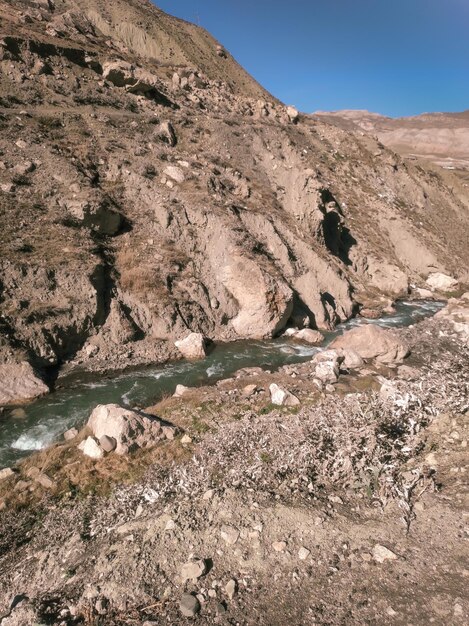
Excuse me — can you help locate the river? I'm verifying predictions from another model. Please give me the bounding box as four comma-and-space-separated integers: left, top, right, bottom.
0, 299, 444, 467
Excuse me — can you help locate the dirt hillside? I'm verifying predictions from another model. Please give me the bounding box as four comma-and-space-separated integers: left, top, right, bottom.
0, 0, 468, 402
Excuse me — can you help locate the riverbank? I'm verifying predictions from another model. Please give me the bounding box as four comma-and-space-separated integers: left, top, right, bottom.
0, 296, 467, 625
0, 299, 445, 467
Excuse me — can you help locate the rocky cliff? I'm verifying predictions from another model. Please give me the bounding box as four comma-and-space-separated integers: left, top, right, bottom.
0, 0, 468, 402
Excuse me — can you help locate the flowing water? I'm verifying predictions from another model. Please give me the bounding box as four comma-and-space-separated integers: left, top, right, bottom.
0, 300, 444, 467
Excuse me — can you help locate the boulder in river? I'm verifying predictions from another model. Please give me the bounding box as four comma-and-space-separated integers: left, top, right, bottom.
87, 404, 171, 454
330, 325, 409, 365
174, 332, 207, 359
0, 362, 49, 405
285, 328, 324, 344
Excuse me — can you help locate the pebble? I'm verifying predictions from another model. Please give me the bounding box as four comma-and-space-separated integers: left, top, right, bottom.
181, 559, 207, 582
220, 525, 239, 545
372, 544, 398, 563
298, 547, 311, 560
63, 427, 78, 441
272, 541, 287, 552
179, 593, 200, 617
225, 579, 237, 599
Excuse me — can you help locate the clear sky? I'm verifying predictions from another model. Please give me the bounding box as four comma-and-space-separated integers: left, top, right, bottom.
154, 0, 469, 118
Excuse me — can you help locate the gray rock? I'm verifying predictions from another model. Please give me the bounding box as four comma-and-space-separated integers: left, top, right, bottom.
99, 435, 117, 452
179, 593, 200, 617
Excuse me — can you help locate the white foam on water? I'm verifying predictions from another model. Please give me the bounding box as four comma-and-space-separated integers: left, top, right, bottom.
291, 345, 320, 357
121, 382, 138, 405
207, 363, 225, 377
12, 432, 52, 451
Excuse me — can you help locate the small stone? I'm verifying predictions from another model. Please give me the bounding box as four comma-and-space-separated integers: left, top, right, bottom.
162, 426, 176, 440
0, 467, 14, 481
15, 480, 30, 492
26, 467, 40, 479
181, 559, 207, 582
242, 384, 257, 397
174, 384, 190, 397
78, 436, 103, 459
36, 473, 55, 489
181, 434, 193, 445
11, 408, 26, 418
179, 593, 200, 617
225, 579, 237, 599
454, 603, 463, 617
99, 435, 117, 452
164, 165, 185, 183
298, 547, 310, 560
215, 601, 226, 615
203, 489, 214, 500
208, 589, 217, 598
220, 525, 239, 545
372, 544, 398, 563
386, 607, 398, 617
64, 427, 78, 441
272, 541, 287, 552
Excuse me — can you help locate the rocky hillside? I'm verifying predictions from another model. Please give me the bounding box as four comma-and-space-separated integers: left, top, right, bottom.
0, 0, 468, 403
314, 109, 469, 183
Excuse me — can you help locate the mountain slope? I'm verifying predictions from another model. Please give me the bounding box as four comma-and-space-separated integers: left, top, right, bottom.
314, 109, 469, 182
0, 0, 468, 401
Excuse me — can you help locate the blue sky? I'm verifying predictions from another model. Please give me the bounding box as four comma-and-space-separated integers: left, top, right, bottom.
154, 0, 469, 118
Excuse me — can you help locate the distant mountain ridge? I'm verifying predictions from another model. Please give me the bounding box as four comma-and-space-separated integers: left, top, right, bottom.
313, 108, 469, 181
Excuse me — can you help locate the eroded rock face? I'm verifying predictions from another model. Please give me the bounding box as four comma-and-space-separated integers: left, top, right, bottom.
216, 253, 294, 338
87, 404, 168, 454
331, 325, 409, 364
0, 362, 49, 405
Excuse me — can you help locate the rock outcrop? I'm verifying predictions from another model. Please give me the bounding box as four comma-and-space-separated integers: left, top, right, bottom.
0, 362, 49, 405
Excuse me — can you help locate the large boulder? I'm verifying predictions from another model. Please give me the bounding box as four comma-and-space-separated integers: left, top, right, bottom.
311, 350, 341, 383
331, 325, 409, 365
426, 272, 458, 291
87, 404, 167, 454
175, 333, 207, 359
0, 362, 49, 405
285, 328, 324, 344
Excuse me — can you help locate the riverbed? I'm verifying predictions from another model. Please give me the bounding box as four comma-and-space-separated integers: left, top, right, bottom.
0, 300, 444, 467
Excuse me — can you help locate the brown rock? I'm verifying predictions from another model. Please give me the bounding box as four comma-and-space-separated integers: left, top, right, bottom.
331, 325, 409, 364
